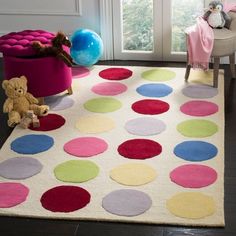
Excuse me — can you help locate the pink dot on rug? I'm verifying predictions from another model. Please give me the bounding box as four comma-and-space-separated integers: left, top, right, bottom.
29, 114, 65, 131
118, 139, 162, 159
91, 82, 127, 96
64, 137, 108, 157
99, 68, 133, 80
180, 101, 218, 116
40, 185, 90, 212
132, 99, 170, 115
72, 66, 90, 78
0, 182, 29, 208
170, 164, 217, 188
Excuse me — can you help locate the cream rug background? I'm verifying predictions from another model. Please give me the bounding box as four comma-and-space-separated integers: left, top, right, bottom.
0, 66, 224, 226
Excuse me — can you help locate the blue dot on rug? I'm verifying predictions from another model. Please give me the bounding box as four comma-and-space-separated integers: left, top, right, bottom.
136, 83, 173, 97
11, 134, 54, 154
174, 141, 218, 162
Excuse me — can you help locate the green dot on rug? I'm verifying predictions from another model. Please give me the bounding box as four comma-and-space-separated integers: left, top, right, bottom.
54, 160, 99, 183
177, 119, 218, 138
141, 68, 176, 81
84, 97, 122, 113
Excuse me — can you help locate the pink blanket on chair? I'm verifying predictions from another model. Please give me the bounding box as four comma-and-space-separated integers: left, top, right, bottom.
186, 2, 236, 71
185, 17, 214, 70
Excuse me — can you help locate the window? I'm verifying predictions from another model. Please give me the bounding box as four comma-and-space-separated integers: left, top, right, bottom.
112, 0, 204, 61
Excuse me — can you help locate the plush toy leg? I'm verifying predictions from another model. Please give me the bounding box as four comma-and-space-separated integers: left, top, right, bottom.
8, 111, 21, 127
29, 104, 49, 116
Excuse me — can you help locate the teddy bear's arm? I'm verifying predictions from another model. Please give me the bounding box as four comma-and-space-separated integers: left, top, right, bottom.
25, 92, 39, 104
3, 98, 13, 113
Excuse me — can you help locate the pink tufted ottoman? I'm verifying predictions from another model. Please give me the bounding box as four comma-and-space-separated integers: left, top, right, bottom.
0, 30, 72, 102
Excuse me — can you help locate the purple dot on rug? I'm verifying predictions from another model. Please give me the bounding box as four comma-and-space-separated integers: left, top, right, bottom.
45, 96, 75, 111
11, 134, 54, 154
0, 157, 43, 179
174, 141, 218, 162
64, 137, 108, 157
170, 164, 217, 188
0, 182, 29, 208
136, 83, 173, 97
102, 189, 152, 216
180, 100, 218, 116
91, 82, 127, 96
72, 66, 90, 78
182, 85, 218, 98
125, 117, 166, 136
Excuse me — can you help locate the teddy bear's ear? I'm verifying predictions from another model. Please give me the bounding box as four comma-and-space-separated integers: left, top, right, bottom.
20, 76, 27, 84
2, 80, 9, 90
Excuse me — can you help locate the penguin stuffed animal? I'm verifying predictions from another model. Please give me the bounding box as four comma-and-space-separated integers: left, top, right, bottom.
203, 1, 231, 28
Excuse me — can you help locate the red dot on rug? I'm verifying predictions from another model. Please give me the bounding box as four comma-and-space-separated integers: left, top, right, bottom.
29, 114, 65, 131
99, 68, 133, 80
40, 185, 91, 213
132, 99, 170, 115
118, 139, 162, 159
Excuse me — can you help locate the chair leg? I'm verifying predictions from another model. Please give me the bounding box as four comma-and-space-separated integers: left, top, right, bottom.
67, 86, 73, 95
229, 53, 236, 79
185, 51, 191, 82
213, 57, 220, 88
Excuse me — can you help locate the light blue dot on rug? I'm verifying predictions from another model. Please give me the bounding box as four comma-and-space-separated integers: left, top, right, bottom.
174, 141, 218, 162
11, 134, 54, 154
136, 83, 173, 97
45, 95, 75, 111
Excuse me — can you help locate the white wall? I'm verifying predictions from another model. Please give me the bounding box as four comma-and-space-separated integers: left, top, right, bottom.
0, 0, 100, 36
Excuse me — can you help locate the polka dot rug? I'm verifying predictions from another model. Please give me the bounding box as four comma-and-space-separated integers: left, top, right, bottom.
0, 66, 224, 227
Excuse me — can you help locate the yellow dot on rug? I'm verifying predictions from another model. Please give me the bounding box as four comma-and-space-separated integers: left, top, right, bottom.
166, 192, 216, 219
110, 163, 157, 186
76, 114, 115, 133
188, 70, 213, 85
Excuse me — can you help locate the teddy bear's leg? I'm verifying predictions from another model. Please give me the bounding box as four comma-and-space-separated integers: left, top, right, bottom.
8, 111, 21, 127
29, 104, 49, 116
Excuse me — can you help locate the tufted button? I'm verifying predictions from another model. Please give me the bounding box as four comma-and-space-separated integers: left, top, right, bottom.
0, 30, 55, 57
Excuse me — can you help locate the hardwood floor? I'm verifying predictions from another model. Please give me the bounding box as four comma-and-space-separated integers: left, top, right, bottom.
0, 59, 235, 236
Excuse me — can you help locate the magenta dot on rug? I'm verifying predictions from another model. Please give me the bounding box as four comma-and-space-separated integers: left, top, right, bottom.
180, 101, 218, 116
0, 182, 29, 208
132, 99, 170, 115
91, 82, 127, 96
29, 114, 65, 131
64, 137, 108, 157
40, 185, 90, 212
99, 68, 133, 80
170, 164, 217, 188
72, 66, 90, 78
118, 139, 162, 159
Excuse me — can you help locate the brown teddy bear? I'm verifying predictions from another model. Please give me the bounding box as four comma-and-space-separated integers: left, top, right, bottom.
2, 76, 49, 127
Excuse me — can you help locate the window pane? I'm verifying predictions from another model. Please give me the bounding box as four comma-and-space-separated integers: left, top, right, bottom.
171, 0, 204, 52
122, 0, 153, 52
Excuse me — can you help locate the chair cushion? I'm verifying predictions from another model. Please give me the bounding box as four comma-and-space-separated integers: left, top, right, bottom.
212, 28, 236, 57
0, 30, 55, 57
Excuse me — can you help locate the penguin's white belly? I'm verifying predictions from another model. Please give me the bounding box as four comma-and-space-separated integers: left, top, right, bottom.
208, 12, 224, 28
